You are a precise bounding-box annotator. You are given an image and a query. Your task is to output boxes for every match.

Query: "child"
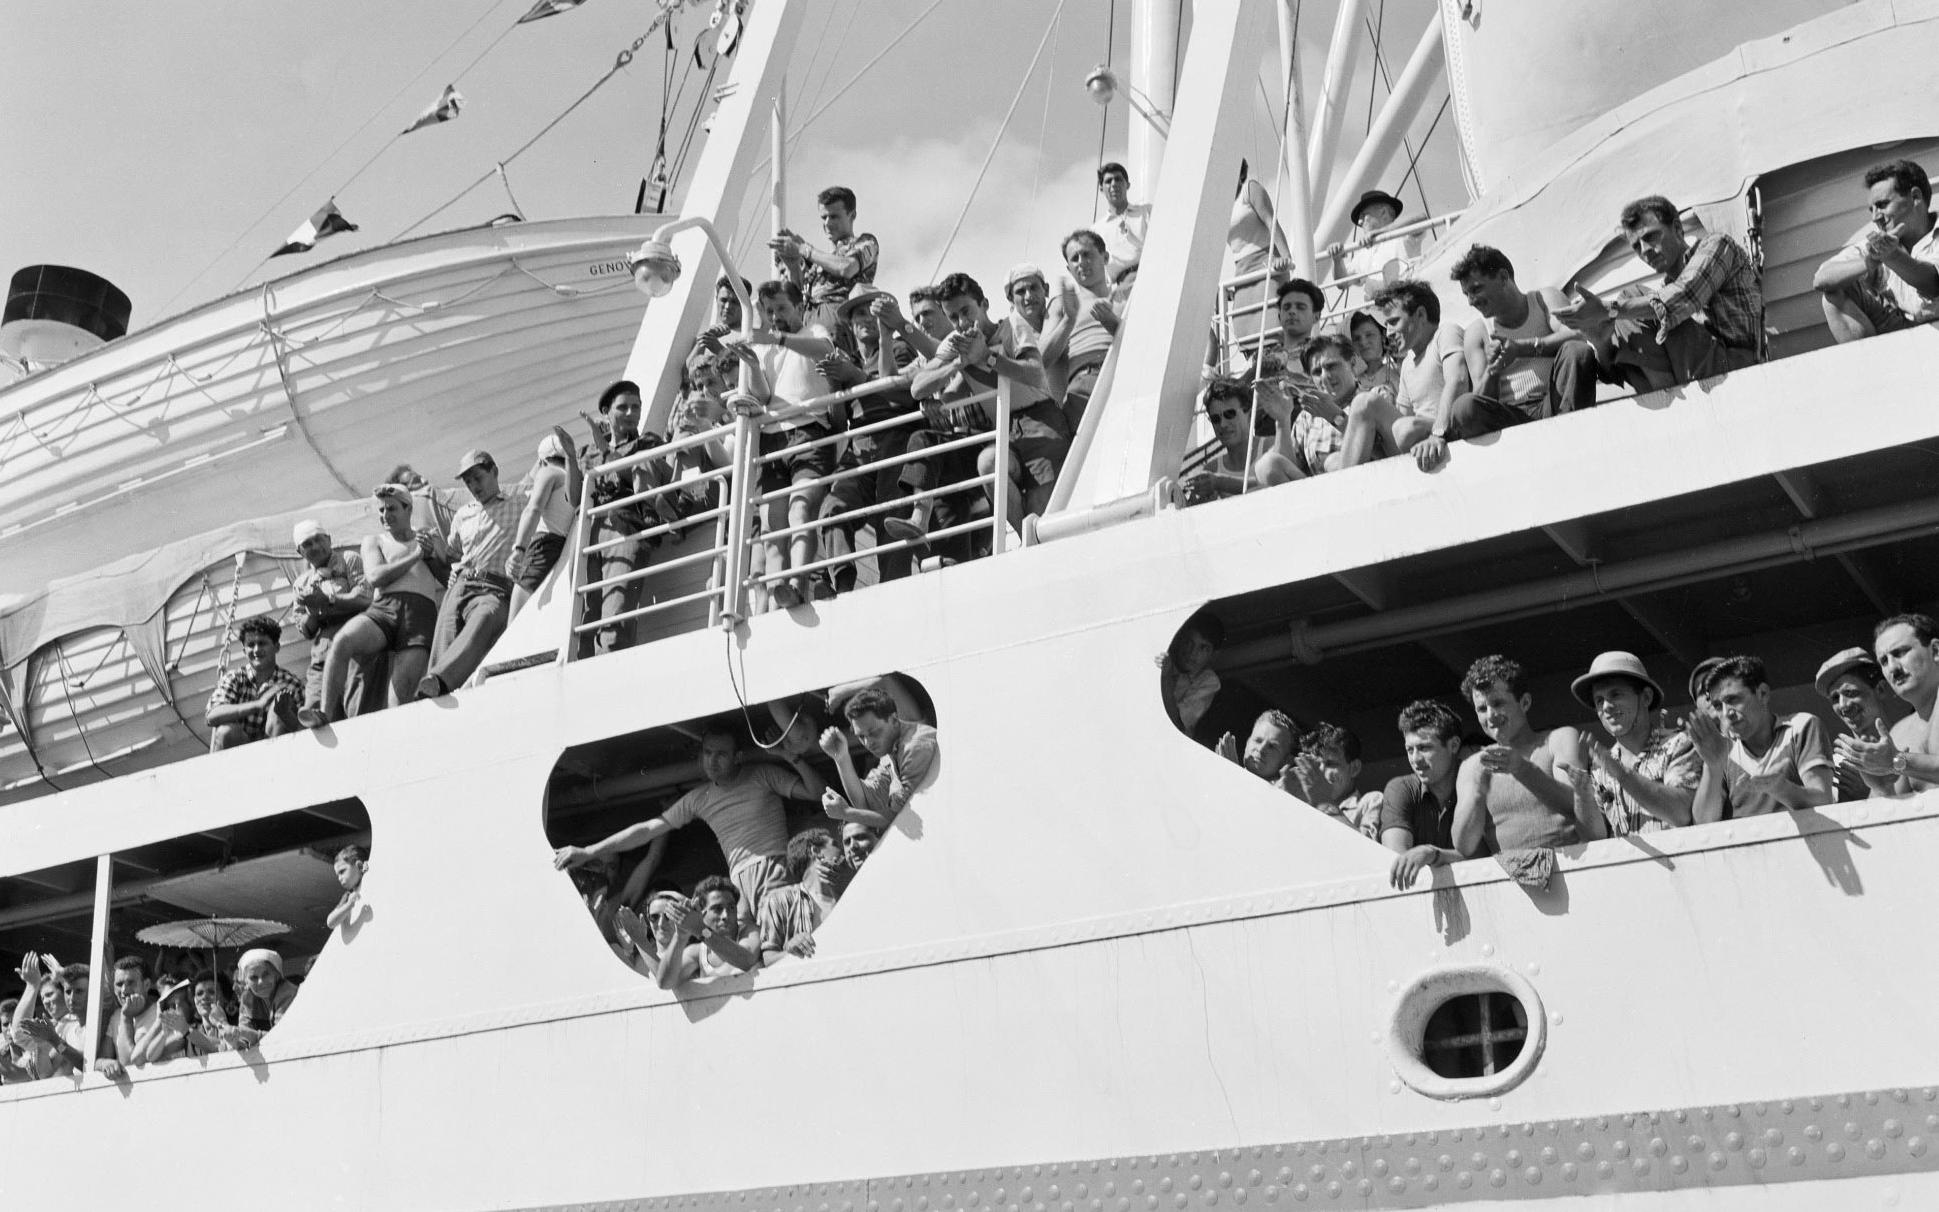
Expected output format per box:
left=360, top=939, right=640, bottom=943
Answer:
left=1157, top=612, right=1226, bottom=736
left=232, top=948, right=297, bottom=1045
left=325, top=843, right=368, bottom=930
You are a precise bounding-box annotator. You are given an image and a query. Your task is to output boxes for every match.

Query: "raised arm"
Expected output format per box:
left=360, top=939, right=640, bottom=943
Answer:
left=552, top=817, right=675, bottom=870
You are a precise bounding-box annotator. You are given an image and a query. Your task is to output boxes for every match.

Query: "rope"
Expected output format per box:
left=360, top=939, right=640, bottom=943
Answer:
left=722, top=630, right=804, bottom=754
left=800, top=0, right=862, bottom=126
left=215, top=553, right=247, bottom=674
left=156, top=0, right=522, bottom=317
left=747, top=0, right=947, bottom=173
left=1391, top=95, right=1451, bottom=204
left=1093, top=0, right=1117, bottom=225
left=927, top=0, right=1069, bottom=283
left=1359, top=7, right=1432, bottom=217
left=396, top=19, right=673, bottom=240
left=495, top=162, right=527, bottom=220
left=1024, top=8, right=1064, bottom=254
left=52, top=645, right=113, bottom=782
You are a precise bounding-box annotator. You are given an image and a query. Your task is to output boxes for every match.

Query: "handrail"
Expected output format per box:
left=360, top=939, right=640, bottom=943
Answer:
left=563, top=358, right=1021, bottom=651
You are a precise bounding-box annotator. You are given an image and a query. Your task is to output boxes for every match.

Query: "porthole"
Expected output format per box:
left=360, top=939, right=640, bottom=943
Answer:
left=1388, top=965, right=1546, bottom=1100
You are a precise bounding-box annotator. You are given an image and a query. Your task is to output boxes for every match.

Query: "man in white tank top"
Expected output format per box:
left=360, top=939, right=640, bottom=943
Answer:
left=1445, top=245, right=1599, bottom=441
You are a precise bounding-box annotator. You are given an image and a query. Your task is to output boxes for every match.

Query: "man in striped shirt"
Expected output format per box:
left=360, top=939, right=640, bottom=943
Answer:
left=1561, top=195, right=1763, bottom=393
left=419, top=449, right=525, bottom=698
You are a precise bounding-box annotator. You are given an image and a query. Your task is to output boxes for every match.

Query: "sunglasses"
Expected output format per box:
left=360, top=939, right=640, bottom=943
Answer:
left=1208, top=408, right=1244, bottom=422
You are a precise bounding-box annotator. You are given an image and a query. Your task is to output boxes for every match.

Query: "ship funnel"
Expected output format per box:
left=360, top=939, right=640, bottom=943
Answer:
left=0, top=265, right=133, bottom=372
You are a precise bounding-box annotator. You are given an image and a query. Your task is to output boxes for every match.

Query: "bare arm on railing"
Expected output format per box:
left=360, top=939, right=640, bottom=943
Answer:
left=1040, top=285, right=1077, bottom=367
left=871, top=296, right=938, bottom=362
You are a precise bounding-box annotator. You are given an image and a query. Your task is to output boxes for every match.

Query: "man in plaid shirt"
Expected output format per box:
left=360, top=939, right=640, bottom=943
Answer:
left=1562, top=194, right=1763, bottom=393
left=205, top=615, right=305, bottom=751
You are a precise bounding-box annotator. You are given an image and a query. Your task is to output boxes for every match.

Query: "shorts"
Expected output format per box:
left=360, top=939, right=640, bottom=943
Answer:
left=1007, top=400, right=1072, bottom=490
left=759, top=422, right=835, bottom=494
left=514, top=531, right=567, bottom=592
left=362, top=591, right=438, bottom=652
left=730, top=854, right=791, bottom=926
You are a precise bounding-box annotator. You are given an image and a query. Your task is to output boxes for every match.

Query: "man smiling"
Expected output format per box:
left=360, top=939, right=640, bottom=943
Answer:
left=1814, top=160, right=1939, bottom=344
left=1837, top=614, right=1939, bottom=795
left=1569, top=651, right=1698, bottom=836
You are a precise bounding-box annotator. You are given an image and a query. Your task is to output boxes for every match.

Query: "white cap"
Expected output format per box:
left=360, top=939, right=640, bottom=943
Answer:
left=292, top=519, right=325, bottom=545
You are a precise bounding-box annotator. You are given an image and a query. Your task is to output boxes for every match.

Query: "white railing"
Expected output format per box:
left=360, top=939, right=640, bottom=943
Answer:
left=1215, top=210, right=1465, bottom=378
left=564, top=372, right=1015, bottom=651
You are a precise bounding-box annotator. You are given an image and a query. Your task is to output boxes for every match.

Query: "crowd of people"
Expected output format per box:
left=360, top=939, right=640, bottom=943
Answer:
left=0, top=844, right=366, bottom=1085
left=1185, top=157, right=1936, bottom=497
left=1167, top=609, right=1939, bottom=890
left=551, top=677, right=937, bottom=988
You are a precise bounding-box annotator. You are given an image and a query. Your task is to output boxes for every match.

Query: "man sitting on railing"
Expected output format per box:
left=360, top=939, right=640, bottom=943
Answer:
left=1180, top=378, right=1298, bottom=503
left=1043, top=230, right=1127, bottom=431
left=1814, top=159, right=1939, bottom=345
left=1560, top=195, right=1762, bottom=393
left=417, top=449, right=526, bottom=698
left=1445, top=245, right=1598, bottom=443
left=816, top=286, right=923, bottom=590
left=710, top=279, right=839, bottom=609
left=906, top=271, right=1070, bottom=547
left=290, top=518, right=375, bottom=723
left=770, top=185, right=880, bottom=333
left=1003, top=265, right=1059, bottom=403
left=206, top=615, right=305, bottom=751
left=1252, top=334, right=1363, bottom=480
left=1358, top=280, right=1469, bottom=472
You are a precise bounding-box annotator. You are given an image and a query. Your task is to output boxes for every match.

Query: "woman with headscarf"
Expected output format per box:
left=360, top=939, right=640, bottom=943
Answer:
left=231, top=949, right=297, bottom=1046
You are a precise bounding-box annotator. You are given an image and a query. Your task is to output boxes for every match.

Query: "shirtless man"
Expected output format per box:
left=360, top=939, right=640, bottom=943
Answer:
left=1837, top=613, right=1939, bottom=796
left=1452, top=654, right=1603, bottom=855
left=1446, top=245, right=1599, bottom=440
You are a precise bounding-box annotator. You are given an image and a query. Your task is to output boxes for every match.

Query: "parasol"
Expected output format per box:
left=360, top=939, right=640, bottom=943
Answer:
left=136, top=916, right=289, bottom=986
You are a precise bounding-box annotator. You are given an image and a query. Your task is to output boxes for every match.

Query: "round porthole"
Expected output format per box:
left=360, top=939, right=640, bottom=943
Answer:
left=1388, top=965, right=1546, bottom=1100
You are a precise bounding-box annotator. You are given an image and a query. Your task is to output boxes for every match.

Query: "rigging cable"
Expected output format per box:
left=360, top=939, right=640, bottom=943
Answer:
left=1094, top=0, right=1117, bottom=224
left=395, top=18, right=675, bottom=241
left=927, top=0, right=1071, bottom=283
left=1024, top=9, right=1065, bottom=255
left=155, top=0, right=522, bottom=318
left=1237, top=0, right=1300, bottom=496
left=1359, top=6, right=1433, bottom=218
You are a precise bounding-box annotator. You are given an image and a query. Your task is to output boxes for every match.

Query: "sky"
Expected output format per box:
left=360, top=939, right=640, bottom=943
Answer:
left=0, top=0, right=1465, bottom=333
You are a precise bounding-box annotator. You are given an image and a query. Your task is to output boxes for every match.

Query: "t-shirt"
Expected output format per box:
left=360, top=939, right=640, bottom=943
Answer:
left=661, top=764, right=797, bottom=868
left=1721, top=712, right=1832, bottom=818
left=757, top=883, right=832, bottom=956
left=858, top=721, right=940, bottom=820
left=1380, top=774, right=1461, bottom=851
left=1396, top=321, right=1467, bottom=423
left=1828, top=216, right=1939, bottom=323
left=1091, top=202, right=1151, bottom=277
left=1333, top=790, right=1386, bottom=841
left=757, top=335, right=837, bottom=430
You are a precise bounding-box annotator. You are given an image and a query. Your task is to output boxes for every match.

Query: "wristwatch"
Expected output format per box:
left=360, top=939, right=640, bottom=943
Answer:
left=1891, top=751, right=1911, bottom=775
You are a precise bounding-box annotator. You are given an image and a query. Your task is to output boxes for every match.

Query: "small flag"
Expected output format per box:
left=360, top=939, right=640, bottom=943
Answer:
left=516, top=0, right=588, bottom=23
left=272, top=200, right=359, bottom=258
left=402, top=84, right=465, bottom=135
